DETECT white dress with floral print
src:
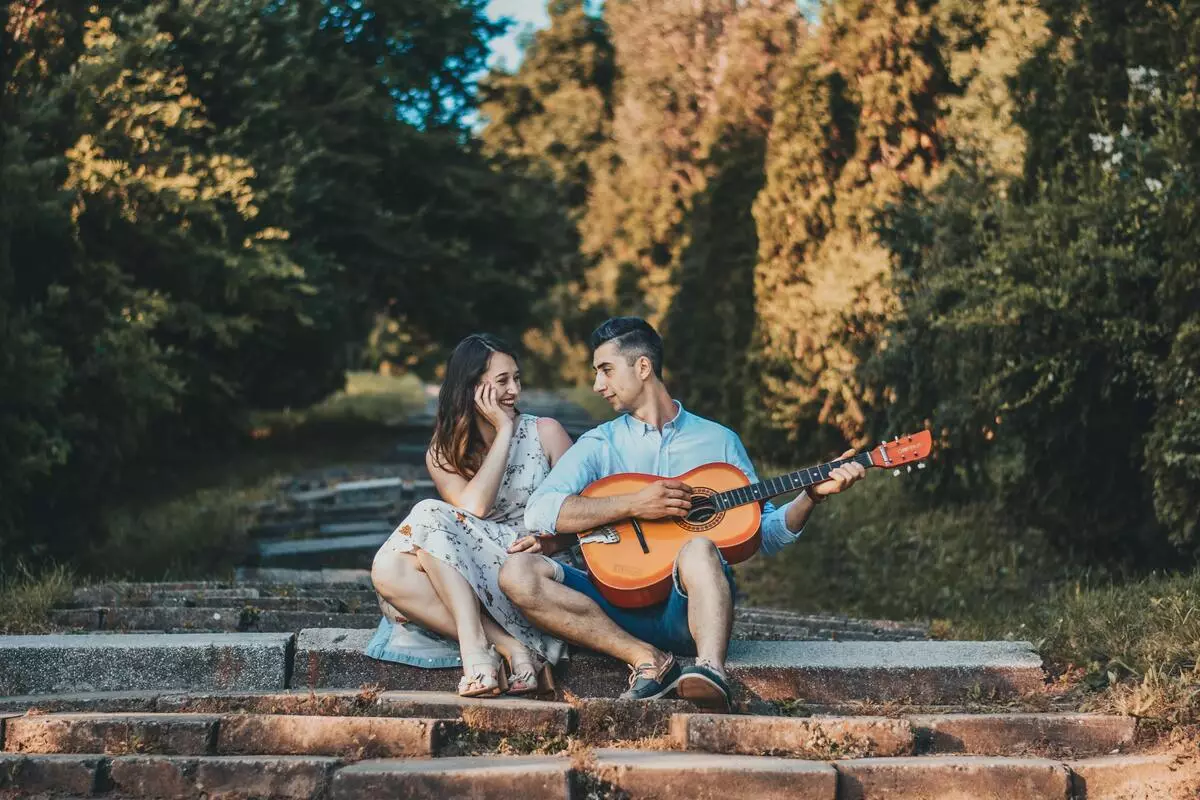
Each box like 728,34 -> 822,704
374,413 -> 567,665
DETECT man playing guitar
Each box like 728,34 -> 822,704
498,317 -> 868,711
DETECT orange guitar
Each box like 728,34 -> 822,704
577,431 -> 933,608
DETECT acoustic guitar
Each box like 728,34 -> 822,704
576,431 -> 933,608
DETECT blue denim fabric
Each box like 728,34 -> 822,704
556,556 -> 736,656
363,616 -> 461,668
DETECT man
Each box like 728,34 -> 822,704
499,317 -> 867,710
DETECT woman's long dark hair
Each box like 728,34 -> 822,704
429,333 -> 520,478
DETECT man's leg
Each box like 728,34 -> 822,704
499,553 -> 665,668
674,538 -> 735,709
677,538 -> 733,671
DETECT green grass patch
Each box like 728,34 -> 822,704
735,473 -> 1068,627
736,466 -> 1200,724
0,560 -> 75,634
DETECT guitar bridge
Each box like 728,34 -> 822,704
579,528 -> 620,545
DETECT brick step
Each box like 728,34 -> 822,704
0,749 -> 1194,798
251,533 -> 392,569
2,694 -> 1133,760
296,629 -> 1044,703
2,713 -> 459,759
672,712 -> 1137,759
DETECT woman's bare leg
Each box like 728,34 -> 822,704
371,549 -> 536,667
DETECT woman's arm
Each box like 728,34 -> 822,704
536,417 -> 574,467
425,383 -> 516,518
507,417 -> 579,555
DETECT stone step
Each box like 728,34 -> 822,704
0,690 -> 576,738
909,712 -> 1136,757
295,629 -> 1044,703
234,568 -> 372,586
834,755 -> 1071,799
49,607 -> 379,633
3,712 -> 461,759
47,605 -> 851,640
68,587 -> 378,609
0,752 -> 342,799
251,533 -> 390,569
0,748 -> 1193,799
1068,753 -> 1200,799
0,633 -> 292,696
671,712 -> 1136,760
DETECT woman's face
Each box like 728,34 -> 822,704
479,351 -> 521,409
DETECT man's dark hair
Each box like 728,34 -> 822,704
590,317 -> 663,378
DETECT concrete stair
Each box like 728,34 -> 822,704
5,568 -> 1194,796
0,691 -> 1194,798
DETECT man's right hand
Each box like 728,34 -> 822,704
629,479 -> 693,520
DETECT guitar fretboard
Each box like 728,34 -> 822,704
712,452 -> 874,510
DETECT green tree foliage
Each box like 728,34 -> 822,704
0,0 -> 538,562
478,0 -> 617,384
869,0 -> 1200,560
663,0 -> 802,428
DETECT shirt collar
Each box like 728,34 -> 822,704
628,400 -> 688,436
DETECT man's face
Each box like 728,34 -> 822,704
592,340 -> 645,412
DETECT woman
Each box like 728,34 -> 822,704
368,333 -> 576,697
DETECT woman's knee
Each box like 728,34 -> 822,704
408,498 -> 455,523
371,548 -> 420,597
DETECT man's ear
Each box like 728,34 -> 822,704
637,355 -> 652,381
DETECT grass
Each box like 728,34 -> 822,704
736,468 -> 1200,725
0,561 -> 75,634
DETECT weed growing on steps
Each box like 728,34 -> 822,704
0,560 -> 75,634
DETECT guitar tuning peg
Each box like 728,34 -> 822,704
892,469 -> 901,477
917,462 -> 927,470
880,440 -> 887,447
907,465 -> 913,473
894,435 -> 899,442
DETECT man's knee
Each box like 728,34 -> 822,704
678,537 -> 721,567
499,553 -> 552,606
676,538 -> 724,592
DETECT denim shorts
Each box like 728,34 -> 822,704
546,552 -> 736,656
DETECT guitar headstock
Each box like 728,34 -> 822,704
868,431 -> 932,473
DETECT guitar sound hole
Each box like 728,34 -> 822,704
687,498 -> 716,524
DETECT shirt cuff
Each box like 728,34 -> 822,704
759,501 -> 802,556
523,490 -> 571,535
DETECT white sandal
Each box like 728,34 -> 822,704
458,647 -> 506,698
505,650 -> 554,696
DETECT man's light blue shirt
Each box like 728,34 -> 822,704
524,401 -> 802,555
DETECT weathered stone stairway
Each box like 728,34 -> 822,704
2,570 -> 1197,797
3,391 -> 1195,798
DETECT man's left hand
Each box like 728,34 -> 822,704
508,535 -> 557,556
811,448 -> 868,500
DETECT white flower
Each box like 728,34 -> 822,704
1089,133 -> 1114,153
1109,152 -> 1123,165
1120,124 -> 1132,138
1145,178 -> 1164,192
1127,66 -> 1161,91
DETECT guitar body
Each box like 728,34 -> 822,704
579,462 -> 761,609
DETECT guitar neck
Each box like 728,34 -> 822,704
712,452 -> 875,511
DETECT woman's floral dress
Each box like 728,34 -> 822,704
371,413 -> 567,665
